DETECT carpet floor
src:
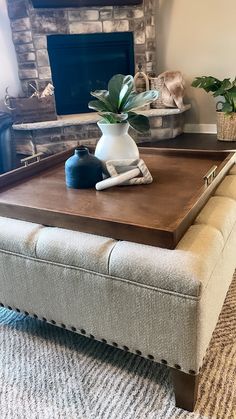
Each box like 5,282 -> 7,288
0,274 -> 235,419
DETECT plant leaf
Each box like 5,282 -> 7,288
119,76 -> 134,109
213,79 -> 232,97
99,114 -> 117,124
108,74 -> 125,109
108,74 -> 134,111
231,90 -> 236,112
191,76 -> 222,93
192,76 -> 236,113
90,89 -> 115,112
88,100 -> 108,112
221,102 -> 233,113
98,112 -> 128,123
128,112 -> 150,133
123,90 -> 159,112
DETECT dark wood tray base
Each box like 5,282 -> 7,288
0,148 -> 235,249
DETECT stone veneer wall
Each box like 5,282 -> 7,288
7,0 -> 159,155
13,112 -> 186,156
7,0 -> 157,96
14,122 -> 106,155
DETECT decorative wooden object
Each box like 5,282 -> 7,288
134,64 -> 150,110
32,0 -> 143,7
0,148 -> 235,249
9,96 -> 57,124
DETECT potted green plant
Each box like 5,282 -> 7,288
192,76 -> 236,141
88,74 -> 158,161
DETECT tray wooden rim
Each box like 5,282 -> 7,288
0,147 -> 235,249
0,147 -> 233,188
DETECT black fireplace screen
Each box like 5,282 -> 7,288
33,0 -> 142,7
47,32 -> 135,115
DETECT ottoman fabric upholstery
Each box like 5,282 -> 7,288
0,166 -> 236,379
194,196 -> 236,241
0,217 -> 43,256
35,227 -> 116,274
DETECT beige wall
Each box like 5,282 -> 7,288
157,0 -> 236,129
0,0 -> 21,111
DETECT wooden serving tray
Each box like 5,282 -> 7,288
0,148 -> 235,249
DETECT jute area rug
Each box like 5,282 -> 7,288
0,275 -> 235,419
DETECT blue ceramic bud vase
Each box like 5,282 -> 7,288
65,146 -> 103,189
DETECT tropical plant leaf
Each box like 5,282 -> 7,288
221,102 -> 233,113
230,90 -> 236,112
127,112 -> 150,133
108,74 -> 134,111
88,100 -> 108,112
90,89 -> 108,100
213,79 -> 232,97
191,76 -> 221,93
99,114 -> 117,124
108,74 -> 125,110
118,76 -> 134,109
192,75 -> 236,114
123,90 -> 159,112
90,89 -> 115,112
89,74 -> 159,130
98,112 -> 128,124
224,88 -> 236,113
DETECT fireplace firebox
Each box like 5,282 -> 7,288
47,32 -> 135,115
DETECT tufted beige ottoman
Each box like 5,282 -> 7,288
0,165 -> 236,411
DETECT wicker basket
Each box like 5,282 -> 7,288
217,112 -> 236,141
149,76 -> 166,109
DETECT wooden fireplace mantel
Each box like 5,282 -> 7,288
32,0 -> 143,7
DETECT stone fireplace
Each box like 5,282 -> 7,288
7,0 -> 189,155
8,0 -> 156,99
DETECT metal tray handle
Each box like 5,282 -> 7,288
21,152 -> 44,167
204,165 -> 217,186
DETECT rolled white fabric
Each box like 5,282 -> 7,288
95,168 -> 140,191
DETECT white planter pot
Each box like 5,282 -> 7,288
95,122 -> 140,163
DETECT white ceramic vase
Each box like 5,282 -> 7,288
95,122 -> 140,163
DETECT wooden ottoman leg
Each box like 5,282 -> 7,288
171,369 -> 199,412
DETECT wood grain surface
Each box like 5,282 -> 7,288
0,148 -> 235,248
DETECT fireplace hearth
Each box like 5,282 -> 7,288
48,32 -> 134,115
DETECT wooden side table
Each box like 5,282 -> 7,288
143,133 -> 236,152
